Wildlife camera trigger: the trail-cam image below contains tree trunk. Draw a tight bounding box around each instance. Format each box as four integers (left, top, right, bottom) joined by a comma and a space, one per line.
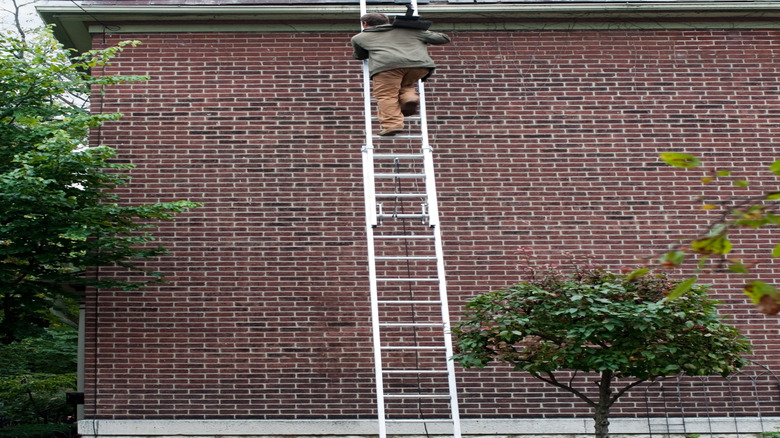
593, 370, 614, 438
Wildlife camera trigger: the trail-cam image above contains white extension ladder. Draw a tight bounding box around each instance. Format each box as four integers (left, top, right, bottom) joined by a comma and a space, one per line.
358, 2, 462, 438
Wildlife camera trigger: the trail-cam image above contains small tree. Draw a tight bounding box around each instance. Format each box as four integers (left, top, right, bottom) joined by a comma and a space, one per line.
452, 252, 751, 438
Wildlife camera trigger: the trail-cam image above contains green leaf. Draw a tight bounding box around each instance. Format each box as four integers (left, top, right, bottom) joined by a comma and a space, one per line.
691, 234, 732, 255
765, 213, 780, 226
727, 261, 750, 274
766, 192, 780, 200
660, 152, 701, 168
744, 281, 779, 304
626, 268, 649, 280
707, 223, 729, 237
660, 250, 686, 266
733, 180, 750, 188
663, 364, 681, 373
773, 243, 780, 258
770, 160, 780, 176
666, 276, 698, 300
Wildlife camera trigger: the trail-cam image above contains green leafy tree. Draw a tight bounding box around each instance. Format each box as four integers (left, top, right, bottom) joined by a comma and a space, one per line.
0, 326, 77, 424
453, 252, 751, 438
0, 19, 198, 343
656, 153, 780, 314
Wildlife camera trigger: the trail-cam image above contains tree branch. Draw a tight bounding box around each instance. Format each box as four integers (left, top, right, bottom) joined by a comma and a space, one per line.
531, 371, 597, 408
608, 378, 647, 408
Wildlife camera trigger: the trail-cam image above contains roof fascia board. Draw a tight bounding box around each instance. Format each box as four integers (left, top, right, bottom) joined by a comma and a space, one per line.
37, 3, 780, 53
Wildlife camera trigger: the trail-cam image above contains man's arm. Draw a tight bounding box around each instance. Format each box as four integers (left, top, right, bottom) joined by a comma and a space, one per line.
351, 38, 369, 60
420, 31, 451, 45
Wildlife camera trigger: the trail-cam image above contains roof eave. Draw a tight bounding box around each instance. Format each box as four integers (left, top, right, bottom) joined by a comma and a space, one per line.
36, 2, 780, 53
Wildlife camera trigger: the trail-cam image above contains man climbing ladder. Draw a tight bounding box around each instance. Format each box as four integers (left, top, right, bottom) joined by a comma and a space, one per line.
351, 8, 450, 136
354, 2, 461, 438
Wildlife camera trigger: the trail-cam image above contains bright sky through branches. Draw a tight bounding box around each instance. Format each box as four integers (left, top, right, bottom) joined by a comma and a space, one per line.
0, 0, 43, 32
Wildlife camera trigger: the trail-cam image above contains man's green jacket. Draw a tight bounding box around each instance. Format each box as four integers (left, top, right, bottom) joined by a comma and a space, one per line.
351, 24, 451, 79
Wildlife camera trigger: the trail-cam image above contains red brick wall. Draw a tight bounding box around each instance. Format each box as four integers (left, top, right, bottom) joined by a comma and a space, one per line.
88, 28, 780, 420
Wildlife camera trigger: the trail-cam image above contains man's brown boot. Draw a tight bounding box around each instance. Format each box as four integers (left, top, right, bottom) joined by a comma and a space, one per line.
401, 100, 419, 116
379, 127, 403, 136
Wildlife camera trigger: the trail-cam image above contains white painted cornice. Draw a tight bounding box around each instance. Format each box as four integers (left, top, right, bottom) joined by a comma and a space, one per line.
36, 1, 780, 53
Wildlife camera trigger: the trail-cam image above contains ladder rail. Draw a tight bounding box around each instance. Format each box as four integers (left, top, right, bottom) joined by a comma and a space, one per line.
362, 59, 378, 229
359, 5, 385, 437
433, 221, 462, 437
419, 83, 441, 229
365, 225, 387, 438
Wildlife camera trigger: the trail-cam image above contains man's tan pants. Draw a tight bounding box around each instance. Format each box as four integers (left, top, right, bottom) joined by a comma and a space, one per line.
372, 68, 430, 131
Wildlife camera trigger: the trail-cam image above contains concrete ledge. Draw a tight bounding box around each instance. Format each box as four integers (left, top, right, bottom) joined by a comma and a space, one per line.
78, 417, 780, 437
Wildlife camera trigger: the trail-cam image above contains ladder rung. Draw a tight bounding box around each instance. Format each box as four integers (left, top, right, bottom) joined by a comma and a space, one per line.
377, 214, 428, 220
383, 393, 452, 399
375, 256, 436, 260
372, 134, 423, 139
373, 234, 434, 239
385, 419, 454, 424
383, 369, 449, 374
374, 173, 425, 179
379, 322, 443, 327
376, 277, 438, 282
375, 193, 427, 198
373, 153, 424, 159
381, 345, 447, 350
377, 300, 442, 305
